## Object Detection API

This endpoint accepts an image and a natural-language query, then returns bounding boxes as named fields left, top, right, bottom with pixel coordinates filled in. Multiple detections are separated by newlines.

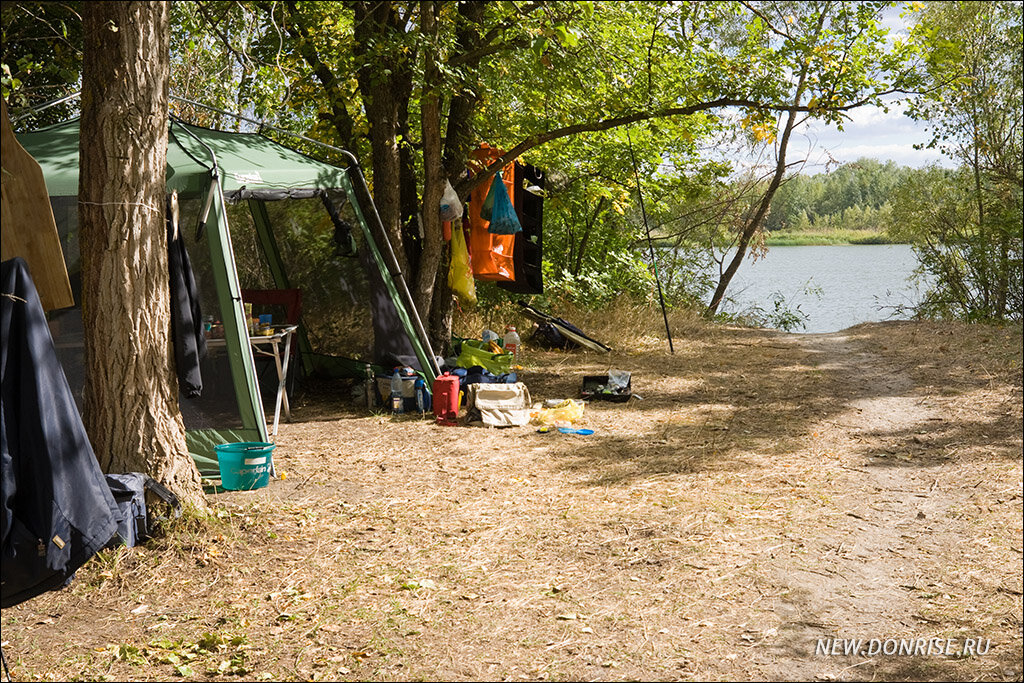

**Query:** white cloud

left=800, top=99, right=951, bottom=170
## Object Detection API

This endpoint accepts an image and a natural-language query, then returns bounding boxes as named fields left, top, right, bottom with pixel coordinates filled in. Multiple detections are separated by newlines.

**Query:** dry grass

left=2, top=314, right=1021, bottom=682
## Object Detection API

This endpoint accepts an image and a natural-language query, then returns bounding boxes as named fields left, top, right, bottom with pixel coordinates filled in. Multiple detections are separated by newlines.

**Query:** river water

left=715, top=244, right=928, bottom=334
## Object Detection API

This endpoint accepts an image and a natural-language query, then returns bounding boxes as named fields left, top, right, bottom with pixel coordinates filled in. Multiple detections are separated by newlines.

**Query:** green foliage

left=888, top=167, right=1022, bottom=322
left=765, top=159, right=916, bottom=234
left=2, top=1, right=940, bottom=340
left=893, top=1, right=1023, bottom=322
left=1, top=1, right=83, bottom=127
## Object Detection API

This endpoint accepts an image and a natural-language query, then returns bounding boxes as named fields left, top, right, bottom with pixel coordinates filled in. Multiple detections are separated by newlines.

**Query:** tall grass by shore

left=765, top=228, right=896, bottom=246
left=453, top=297, right=712, bottom=357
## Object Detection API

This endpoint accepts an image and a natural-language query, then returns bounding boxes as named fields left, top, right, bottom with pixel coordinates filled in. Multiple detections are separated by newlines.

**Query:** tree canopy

left=5, top=0, right=1018, bottom=334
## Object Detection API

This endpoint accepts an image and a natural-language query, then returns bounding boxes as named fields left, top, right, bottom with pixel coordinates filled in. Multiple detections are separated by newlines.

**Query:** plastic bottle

left=503, top=325, right=521, bottom=360
left=415, top=377, right=431, bottom=414
left=390, top=370, right=404, bottom=413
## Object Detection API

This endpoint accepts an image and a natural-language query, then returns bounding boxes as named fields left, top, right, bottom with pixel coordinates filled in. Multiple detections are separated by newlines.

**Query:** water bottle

left=390, top=370, right=404, bottom=413
left=503, top=325, right=521, bottom=360
left=415, top=377, right=431, bottom=414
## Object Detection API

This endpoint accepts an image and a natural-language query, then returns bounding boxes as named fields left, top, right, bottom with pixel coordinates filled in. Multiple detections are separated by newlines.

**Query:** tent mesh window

left=43, top=194, right=246, bottom=431
left=227, top=197, right=376, bottom=362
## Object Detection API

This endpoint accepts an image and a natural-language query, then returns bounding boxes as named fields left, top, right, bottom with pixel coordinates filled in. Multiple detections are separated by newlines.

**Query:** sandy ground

left=2, top=320, right=1021, bottom=682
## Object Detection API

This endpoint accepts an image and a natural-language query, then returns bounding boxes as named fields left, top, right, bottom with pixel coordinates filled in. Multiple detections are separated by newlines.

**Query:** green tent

left=18, top=117, right=437, bottom=476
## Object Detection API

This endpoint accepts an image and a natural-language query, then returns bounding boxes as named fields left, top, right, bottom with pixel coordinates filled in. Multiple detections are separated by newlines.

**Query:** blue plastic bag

left=486, top=173, right=522, bottom=235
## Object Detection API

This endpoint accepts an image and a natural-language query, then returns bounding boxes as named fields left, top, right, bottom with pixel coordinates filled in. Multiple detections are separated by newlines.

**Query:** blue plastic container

left=215, top=442, right=275, bottom=491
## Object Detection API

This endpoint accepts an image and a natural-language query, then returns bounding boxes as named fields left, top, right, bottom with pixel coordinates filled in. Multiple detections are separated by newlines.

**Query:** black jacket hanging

left=167, top=192, right=206, bottom=398
left=1, top=257, right=120, bottom=608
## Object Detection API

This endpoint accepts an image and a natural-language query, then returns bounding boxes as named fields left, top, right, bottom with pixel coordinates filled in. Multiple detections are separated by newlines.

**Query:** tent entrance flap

left=199, top=178, right=269, bottom=442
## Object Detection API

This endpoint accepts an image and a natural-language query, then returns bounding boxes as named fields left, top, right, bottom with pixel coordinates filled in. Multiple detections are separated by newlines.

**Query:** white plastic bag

left=440, top=180, right=464, bottom=222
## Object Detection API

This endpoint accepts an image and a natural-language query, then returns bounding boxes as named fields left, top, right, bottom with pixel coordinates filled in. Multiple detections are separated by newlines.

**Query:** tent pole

left=626, top=128, right=674, bottom=354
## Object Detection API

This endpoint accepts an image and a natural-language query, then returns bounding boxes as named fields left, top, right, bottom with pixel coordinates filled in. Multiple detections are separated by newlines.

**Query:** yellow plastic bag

left=530, top=399, right=585, bottom=426
left=448, top=224, right=477, bottom=307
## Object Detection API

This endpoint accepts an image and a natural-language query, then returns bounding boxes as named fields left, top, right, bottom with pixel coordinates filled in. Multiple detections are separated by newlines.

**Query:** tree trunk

left=352, top=1, right=410, bottom=278
left=429, top=0, right=488, bottom=350
left=705, top=11, right=822, bottom=318
left=416, top=1, right=444, bottom=324
left=79, top=1, right=206, bottom=508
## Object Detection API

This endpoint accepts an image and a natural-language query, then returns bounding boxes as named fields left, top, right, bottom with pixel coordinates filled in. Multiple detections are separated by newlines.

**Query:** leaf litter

left=2, top=317, right=1021, bottom=681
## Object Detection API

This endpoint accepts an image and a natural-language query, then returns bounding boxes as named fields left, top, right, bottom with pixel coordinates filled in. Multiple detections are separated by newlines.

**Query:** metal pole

left=626, top=128, right=674, bottom=354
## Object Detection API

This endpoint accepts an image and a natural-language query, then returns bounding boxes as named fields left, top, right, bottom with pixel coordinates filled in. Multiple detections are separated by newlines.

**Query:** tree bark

left=704, top=9, right=826, bottom=318
left=351, top=1, right=411, bottom=277
left=80, top=1, right=206, bottom=508
left=416, top=1, right=444, bottom=325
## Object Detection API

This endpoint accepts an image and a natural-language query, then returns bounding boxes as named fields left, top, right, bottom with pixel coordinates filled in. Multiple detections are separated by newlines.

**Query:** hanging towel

left=166, top=192, right=206, bottom=398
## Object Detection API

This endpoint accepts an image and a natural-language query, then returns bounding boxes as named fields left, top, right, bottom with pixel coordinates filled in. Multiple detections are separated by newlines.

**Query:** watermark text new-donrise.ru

left=816, top=637, right=992, bottom=657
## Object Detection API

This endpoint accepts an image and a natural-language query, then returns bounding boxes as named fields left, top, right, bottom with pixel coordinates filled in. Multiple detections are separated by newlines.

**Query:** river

left=714, top=244, right=928, bottom=334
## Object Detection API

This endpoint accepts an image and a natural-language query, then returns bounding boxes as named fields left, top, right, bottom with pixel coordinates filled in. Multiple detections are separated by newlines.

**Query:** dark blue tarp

left=1, top=257, right=119, bottom=608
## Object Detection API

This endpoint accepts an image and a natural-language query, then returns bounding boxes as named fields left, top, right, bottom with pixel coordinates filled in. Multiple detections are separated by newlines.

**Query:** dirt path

left=2, top=321, right=1021, bottom=682
left=766, top=332, right=979, bottom=680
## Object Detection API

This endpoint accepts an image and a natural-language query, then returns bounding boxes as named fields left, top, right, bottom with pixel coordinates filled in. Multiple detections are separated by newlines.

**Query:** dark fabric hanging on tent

left=1, top=257, right=120, bottom=608
left=359, top=243, right=417, bottom=365
left=167, top=193, right=206, bottom=398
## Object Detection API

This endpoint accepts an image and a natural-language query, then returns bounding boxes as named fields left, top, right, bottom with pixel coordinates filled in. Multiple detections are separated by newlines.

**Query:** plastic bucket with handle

left=214, top=442, right=275, bottom=490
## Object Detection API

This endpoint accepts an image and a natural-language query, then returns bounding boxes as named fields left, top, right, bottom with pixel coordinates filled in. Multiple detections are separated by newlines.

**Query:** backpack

left=530, top=321, right=568, bottom=348
left=104, top=474, right=182, bottom=548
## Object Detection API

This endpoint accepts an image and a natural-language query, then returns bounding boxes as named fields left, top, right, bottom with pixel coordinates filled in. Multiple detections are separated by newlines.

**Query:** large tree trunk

left=416, top=1, right=444, bottom=326
left=352, top=1, right=411, bottom=277
left=79, top=1, right=205, bottom=508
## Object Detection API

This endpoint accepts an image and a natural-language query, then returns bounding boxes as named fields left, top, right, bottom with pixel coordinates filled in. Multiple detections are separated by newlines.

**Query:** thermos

left=414, top=377, right=431, bottom=414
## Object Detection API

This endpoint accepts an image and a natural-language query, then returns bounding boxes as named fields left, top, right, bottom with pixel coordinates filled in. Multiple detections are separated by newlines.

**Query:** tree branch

left=455, top=92, right=900, bottom=198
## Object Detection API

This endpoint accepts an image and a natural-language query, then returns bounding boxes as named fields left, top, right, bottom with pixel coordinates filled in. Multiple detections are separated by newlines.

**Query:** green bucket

left=214, top=442, right=275, bottom=491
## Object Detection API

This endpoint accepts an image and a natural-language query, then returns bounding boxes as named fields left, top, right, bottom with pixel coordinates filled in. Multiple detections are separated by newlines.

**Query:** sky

left=796, top=100, right=949, bottom=171
left=787, top=4, right=950, bottom=172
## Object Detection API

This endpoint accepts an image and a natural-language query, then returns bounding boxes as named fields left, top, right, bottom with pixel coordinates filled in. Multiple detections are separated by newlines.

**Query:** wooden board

left=1, top=98, right=74, bottom=311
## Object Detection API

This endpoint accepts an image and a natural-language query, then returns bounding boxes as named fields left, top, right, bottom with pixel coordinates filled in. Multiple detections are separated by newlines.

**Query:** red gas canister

left=432, top=372, right=460, bottom=425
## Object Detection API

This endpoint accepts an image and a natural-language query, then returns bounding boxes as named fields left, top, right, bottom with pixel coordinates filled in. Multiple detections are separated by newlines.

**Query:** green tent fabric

left=21, top=119, right=348, bottom=199
left=17, top=118, right=435, bottom=477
